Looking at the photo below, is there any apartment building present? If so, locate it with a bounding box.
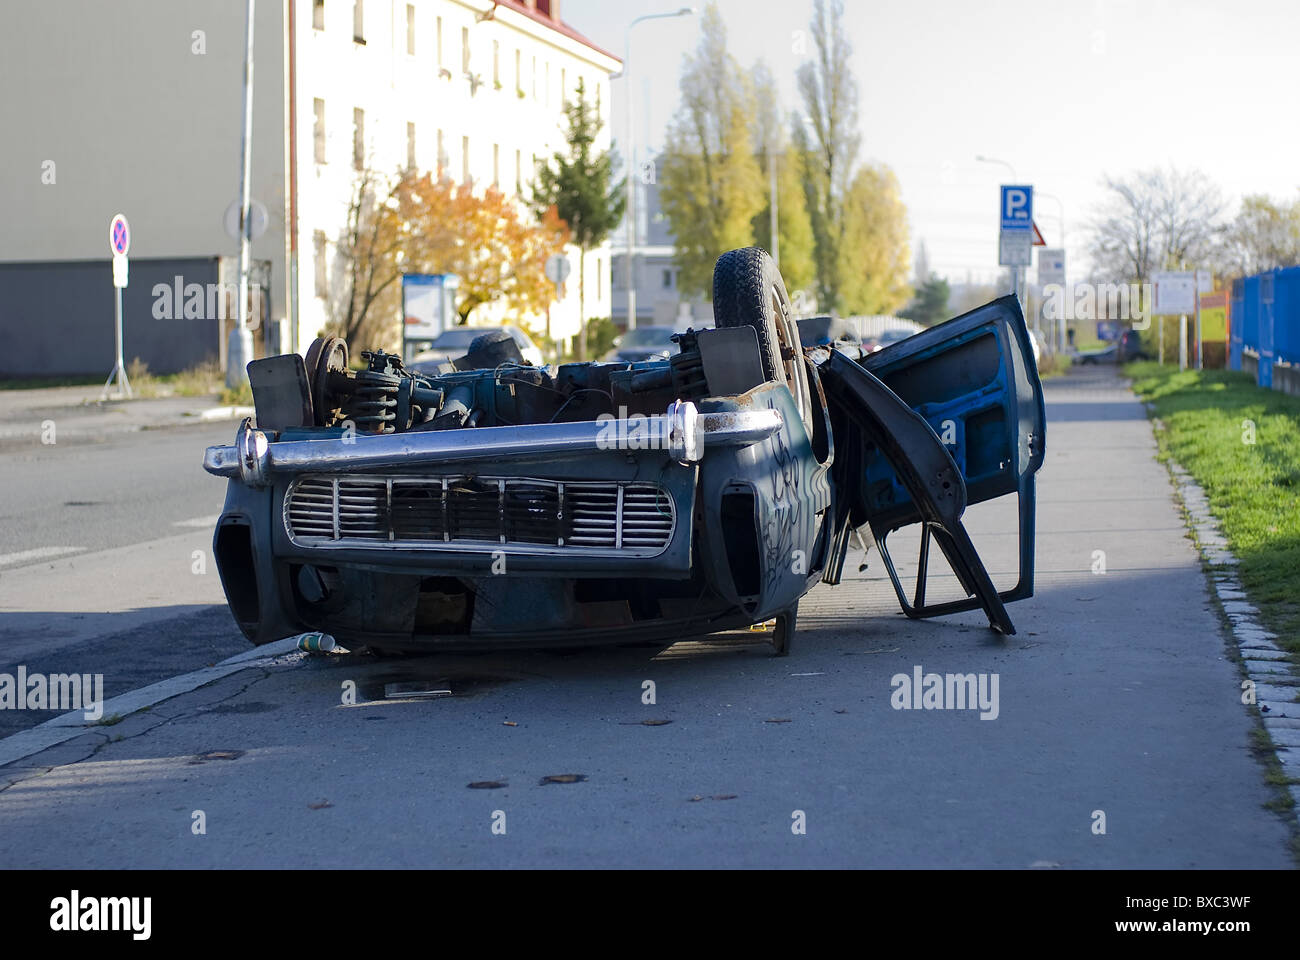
[0,0,618,375]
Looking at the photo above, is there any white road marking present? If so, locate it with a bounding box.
[0,546,86,568]
[172,515,219,528]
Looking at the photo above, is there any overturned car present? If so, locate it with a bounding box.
[203,248,1045,655]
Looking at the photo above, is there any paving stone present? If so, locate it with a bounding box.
[1262,723,1300,749]
[1241,648,1292,661]
[1245,660,1295,677]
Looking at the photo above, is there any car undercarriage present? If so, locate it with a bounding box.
[204,247,1046,656]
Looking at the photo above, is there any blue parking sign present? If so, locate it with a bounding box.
[1000,185,1033,230]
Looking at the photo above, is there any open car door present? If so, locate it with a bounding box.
[818,295,1046,634]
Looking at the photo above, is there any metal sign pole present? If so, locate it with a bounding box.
[102,284,132,398]
[103,214,132,399]
[228,0,257,388]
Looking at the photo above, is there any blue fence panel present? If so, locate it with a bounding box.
[1274,265,1300,365]
[1242,276,1260,353]
[1229,278,1244,369]
[1229,277,1244,370]
[1259,272,1274,388]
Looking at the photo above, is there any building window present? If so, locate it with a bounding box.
[352,0,364,43]
[596,82,601,118]
[312,98,326,164]
[437,129,445,177]
[406,122,416,170]
[531,55,536,98]
[492,144,499,188]
[662,269,672,289]
[461,26,470,74]
[312,0,324,31]
[514,149,521,194]
[405,4,415,55]
[493,40,500,87]
[560,68,565,104]
[514,49,521,93]
[313,231,328,297]
[353,107,364,170]
[436,17,442,69]
[462,136,470,185]
[544,62,549,106]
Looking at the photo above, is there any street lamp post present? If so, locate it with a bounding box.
[228,0,257,388]
[1036,190,1067,353]
[620,8,695,333]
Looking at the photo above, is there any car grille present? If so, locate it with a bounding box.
[283,475,675,555]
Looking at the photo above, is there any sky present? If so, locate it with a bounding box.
[564,0,1300,286]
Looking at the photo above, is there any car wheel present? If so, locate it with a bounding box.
[712,247,814,434]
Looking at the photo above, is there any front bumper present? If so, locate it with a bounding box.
[203,400,782,488]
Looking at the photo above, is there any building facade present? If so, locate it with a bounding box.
[0,0,618,376]
[610,154,713,331]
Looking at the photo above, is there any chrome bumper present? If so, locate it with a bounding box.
[203,400,782,488]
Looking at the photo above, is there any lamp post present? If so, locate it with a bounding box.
[1036,190,1067,353]
[620,7,695,333]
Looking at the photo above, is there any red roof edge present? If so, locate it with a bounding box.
[498,1,622,64]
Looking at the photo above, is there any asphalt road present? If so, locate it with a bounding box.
[0,368,1294,867]
[0,419,247,738]
[0,419,234,559]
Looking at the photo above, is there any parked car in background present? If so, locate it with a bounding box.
[796,316,863,358]
[410,325,545,369]
[604,326,681,363]
[862,328,916,354]
[1116,329,1149,362]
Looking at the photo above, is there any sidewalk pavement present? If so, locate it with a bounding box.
[0,384,252,445]
[0,364,1292,868]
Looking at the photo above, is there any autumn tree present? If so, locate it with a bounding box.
[749,60,815,296]
[659,2,764,298]
[329,166,405,348]
[838,164,912,315]
[1085,166,1225,283]
[530,77,625,359]
[400,172,569,324]
[1216,193,1300,276]
[794,0,860,313]
[329,168,569,345]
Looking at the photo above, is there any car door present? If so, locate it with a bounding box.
[818,295,1046,634]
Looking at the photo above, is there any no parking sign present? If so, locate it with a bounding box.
[109,213,130,288]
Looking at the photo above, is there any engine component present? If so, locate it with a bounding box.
[455,330,525,370]
[305,335,350,426]
[669,329,708,401]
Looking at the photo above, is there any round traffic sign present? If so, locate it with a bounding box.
[224,198,269,242]
[544,254,571,285]
[109,214,130,256]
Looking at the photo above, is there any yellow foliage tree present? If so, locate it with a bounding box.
[397,172,570,326]
[839,164,912,316]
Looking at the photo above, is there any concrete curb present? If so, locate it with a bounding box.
[0,636,306,769]
[1154,429,1300,811]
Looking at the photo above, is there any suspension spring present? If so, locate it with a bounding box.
[348,369,400,433]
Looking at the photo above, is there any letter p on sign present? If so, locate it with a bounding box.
[1000,185,1033,230]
